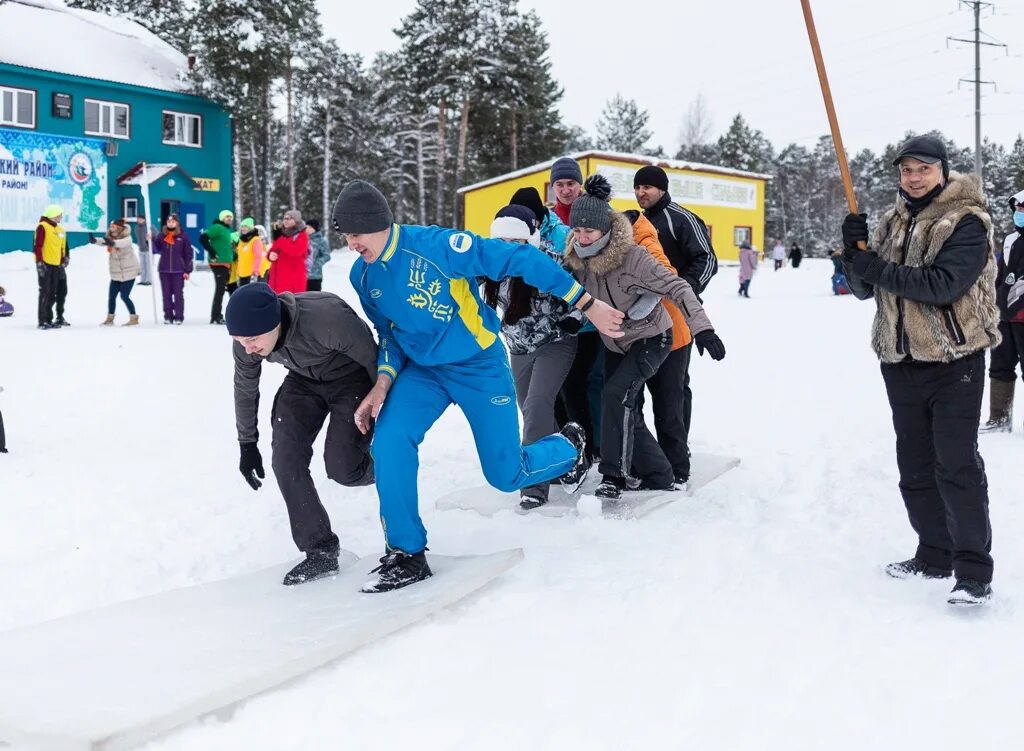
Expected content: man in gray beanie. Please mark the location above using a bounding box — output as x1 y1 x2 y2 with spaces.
332 178 626 593
227 282 379 586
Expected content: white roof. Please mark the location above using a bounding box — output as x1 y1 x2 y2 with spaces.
457 150 773 194
117 163 179 186
0 0 189 93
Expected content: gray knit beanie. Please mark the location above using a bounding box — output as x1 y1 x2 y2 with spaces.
550 157 583 184
333 180 394 234
568 175 613 232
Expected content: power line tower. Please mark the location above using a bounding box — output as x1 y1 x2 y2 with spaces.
948 1 1006 182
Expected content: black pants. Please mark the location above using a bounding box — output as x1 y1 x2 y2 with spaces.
306 278 323 292
988 320 1024 382
271 371 375 553
599 331 674 487
210 265 230 321
0 407 6 452
37 265 60 325
560 330 602 459
636 342 693 480
881 352 993 582
56 267 67 320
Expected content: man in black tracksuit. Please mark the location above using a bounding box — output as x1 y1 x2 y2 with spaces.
841 135 1001 606
228 283 378 586
634 165 718 485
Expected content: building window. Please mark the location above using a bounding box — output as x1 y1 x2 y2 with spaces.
734 226 752 247
162 111 202 148
123 198 139 220
0 85 36 128
85 99 129 139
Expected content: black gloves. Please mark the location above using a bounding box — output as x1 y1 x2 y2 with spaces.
239 442 265 490
694 330 726 361
841 213 869 252
555 316 583 335
847 249 880 278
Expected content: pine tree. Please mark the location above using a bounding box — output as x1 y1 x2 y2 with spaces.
716 115 774 174
595 94 655 154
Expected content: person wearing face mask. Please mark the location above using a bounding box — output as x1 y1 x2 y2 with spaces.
482 205 584 509
979 189 1024 433
840 135 1001 607
563 175 726 501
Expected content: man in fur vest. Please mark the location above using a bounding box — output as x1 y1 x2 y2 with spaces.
841 135 1001 607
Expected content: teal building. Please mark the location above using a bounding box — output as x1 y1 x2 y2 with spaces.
0 0 233 253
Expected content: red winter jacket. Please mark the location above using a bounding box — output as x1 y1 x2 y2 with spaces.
268 231 309 294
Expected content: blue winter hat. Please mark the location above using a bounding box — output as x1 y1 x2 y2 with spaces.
550 157 583 184
226 283 281 336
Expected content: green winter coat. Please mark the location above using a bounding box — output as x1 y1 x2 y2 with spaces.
202 220 234 264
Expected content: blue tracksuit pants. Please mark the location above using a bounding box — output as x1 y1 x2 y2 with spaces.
372 344 578 554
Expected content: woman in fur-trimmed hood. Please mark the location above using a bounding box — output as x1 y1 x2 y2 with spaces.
563 175 726 500
841 134 1000 606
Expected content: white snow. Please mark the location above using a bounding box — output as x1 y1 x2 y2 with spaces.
1 248 1022 749
0 1 189 93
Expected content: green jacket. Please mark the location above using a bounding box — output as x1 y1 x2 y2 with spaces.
201 220 234 264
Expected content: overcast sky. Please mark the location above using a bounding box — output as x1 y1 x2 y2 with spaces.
318 0 1024 157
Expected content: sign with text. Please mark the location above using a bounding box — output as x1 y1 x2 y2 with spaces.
52 93 72 120
596 163 758 210
193 177 220 192
0 128 107 232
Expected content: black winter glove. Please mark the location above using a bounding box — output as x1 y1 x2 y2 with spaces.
841 212 869 252
694 330 726 361
239 442 265 490
555 316 583 335
848 249 880 278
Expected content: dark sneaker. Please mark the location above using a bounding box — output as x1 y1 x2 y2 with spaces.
673 473 689 489
948 579 992 606
519 491 548 510
55 317 70 327
282 550 340 586
979 416 1012 434
37 322 58 330
885 557 952 580
361 550 432 593
558 422 590 492
595 475 626 500
211 317 226 325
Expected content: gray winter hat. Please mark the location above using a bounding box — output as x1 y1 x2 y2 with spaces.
568 175 613 232
550 157 583 184
333 180 394 234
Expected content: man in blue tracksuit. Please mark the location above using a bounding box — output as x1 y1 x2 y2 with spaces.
334 180 625 592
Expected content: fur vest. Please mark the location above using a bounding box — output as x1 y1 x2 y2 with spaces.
870 172 1000 363
564 212 712 354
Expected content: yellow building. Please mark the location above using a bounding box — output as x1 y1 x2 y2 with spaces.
457 150 771 262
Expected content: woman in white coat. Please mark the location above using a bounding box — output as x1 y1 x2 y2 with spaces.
94 219 141 326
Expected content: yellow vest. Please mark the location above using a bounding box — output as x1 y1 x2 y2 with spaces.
236 235 270 278
38 221 67 266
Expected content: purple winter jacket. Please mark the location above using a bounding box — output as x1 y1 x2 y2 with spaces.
152 229 194 275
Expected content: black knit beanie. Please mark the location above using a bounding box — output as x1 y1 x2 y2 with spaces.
226 283 281 337
633 165 669 191
550 157 583 184
509 187 547 225
332 180 394 234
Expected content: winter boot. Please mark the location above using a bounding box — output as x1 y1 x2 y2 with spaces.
885 557 952 580
55 317 70 327
979 379 1014 433
948 578 992 606
123 314 140 327
100 314 115 326
595 475 627 500
360 550 432 593
519 489 548 510
558 422 591 492
282 549 341 586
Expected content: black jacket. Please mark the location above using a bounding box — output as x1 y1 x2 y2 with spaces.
642 192 718 294
997 231 1024 320
844 215 988 307
233 292 378 442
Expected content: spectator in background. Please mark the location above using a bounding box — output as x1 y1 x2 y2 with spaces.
830 250 851 295
268 210 309 294
33 204 68 330
305 219 332 292
152 213 192 324
772 239 787 270
738 241 758 297
236 217 269 287
136 217 153 287
200 209 235 325
789 241 803 268
94 218 140 326
0 284 13 318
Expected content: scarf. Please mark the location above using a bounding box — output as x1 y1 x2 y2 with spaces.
574 231 611 259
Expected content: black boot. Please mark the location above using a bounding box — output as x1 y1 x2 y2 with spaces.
558 422 590 492
361 550 432 593
282 549 340 586
979 379 1014 434
595 475 626 500
948 578 992 606
519 489 548 510
885 557 952 580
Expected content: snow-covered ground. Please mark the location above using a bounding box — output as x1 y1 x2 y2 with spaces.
1 247 1021 750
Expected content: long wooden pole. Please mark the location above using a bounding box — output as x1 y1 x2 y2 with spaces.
800 0 859 216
